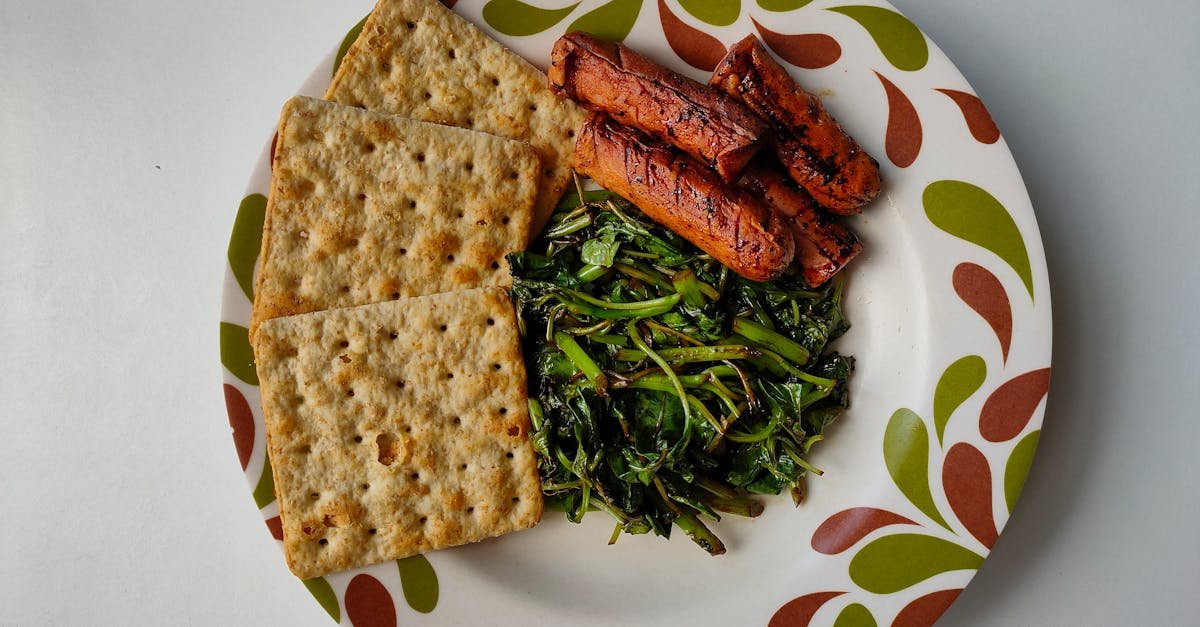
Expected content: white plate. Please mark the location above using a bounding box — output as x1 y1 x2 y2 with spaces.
221 1 1052 624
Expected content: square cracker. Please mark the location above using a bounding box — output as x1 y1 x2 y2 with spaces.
251 96 539 337
253 287 543 579
325 0 587 236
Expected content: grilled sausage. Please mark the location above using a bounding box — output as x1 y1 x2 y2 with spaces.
741 161 862 287
550 31 769 182
573 113 794 282
711 35 881 214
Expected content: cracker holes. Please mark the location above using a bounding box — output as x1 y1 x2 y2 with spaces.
567 129 576 139
409 200 418 209
419 516 428 524
486 318 495 326
439 324 448 332
506 171 519 180
410 471 420 480
505 452 514 459
492 363 502 371
318 538 329 546
339 340 350 348
490 77 500 87
380 61 391 72
389 330 399 340
464 161 474 172
377 433 399 465
299 443 312 454
395 379 406 389
446 254 455 262
447 49 457 59
499 407 508 415
490 261 501 270
341 285 351 294
501 216 510 225
353 435 363 443
445 372 455 380
368 528 377 535
364 142 376 154
528 103 538 112
512 497 521 503
346 388 355 397
405 21 416 29
415 152 426 163
465 118 475 128
310 492 320 501
399 248 408 256
466 506 475 514
456 211 465 219
452 417 462 426
544 168 556 179
459 463 468 470
357 193 367 202
361 483 370 491
349 238 359 247
423 91 432 101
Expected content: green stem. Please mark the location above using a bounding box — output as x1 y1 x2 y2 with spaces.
704 496 764 518
613 345 761 364
554 331 608 396
731 317 810 366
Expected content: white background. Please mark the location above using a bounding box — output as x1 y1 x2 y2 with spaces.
2 0 1197 625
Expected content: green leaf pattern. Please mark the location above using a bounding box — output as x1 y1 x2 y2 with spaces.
482 0 580 36
567 0 643 42
678 0 740 26
827 5 928 71
884 409 951 530
849 534 984 594
301 577 341 622
933 356 987 446
924 180 1035 299
398 555 439 613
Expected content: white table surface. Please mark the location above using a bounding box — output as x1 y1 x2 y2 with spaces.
3 1 1197 624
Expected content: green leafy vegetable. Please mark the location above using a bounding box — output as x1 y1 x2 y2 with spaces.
509 187 853 554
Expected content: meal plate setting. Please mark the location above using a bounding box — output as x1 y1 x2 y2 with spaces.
221 1 1052 625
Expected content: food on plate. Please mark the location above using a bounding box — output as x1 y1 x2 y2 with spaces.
250 96 538 337
573 112 794 282
710 35 881 214
740 161 862 288
252 288 542 579
508 190 853 554
325 0 587 235
548 31 768 183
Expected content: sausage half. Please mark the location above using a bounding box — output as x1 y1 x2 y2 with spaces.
711 35 881 214
573 113 794 282
741 161 862 287
550 31 769 182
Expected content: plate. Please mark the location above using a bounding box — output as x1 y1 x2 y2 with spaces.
220 1 1052 624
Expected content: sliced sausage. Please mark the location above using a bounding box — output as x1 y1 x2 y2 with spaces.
573 113 794 282
741 160 862 287
711 35 881 214
550 31 769 182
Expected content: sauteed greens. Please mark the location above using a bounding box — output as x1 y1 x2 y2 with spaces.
508 187 853 554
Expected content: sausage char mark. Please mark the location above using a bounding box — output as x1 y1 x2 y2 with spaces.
573 112 794 282
550 32 769 182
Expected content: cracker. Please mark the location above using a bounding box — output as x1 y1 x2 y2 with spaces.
251 96 539 336
253 287 543 579
325 0 587 236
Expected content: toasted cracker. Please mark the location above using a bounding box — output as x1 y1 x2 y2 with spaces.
253 287 542 579
325 0 586 236
251 96 539 337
